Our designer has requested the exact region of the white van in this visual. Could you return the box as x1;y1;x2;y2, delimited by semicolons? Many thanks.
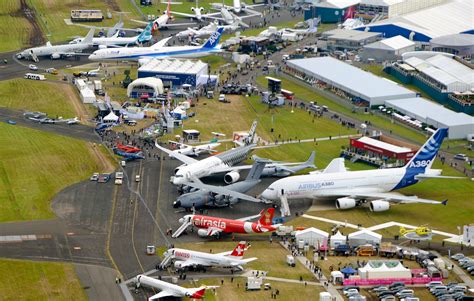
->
24;73;45;81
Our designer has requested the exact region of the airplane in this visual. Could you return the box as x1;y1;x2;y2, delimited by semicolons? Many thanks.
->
261;128;462;216
171;0;206;21
211;0;264;15
156;119;258;185
159;241;257;271
176;20;241;39
132;0;195;29
116;142;142;153
172;207;279;238
16;29;94;62
168;140;221;157
113;148;145;160
88;27;224;62
95;122;115;132
134;274;218;300
69;21;154;47
75;66;101;77
173;160;267;209
258;151;316;177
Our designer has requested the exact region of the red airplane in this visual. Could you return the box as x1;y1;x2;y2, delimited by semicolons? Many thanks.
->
172;208;280;238
116;143;141;153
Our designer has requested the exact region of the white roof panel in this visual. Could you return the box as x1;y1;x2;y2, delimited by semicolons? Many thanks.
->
357;136;412;153
315;0;360;9
288;57;416;103
139;58;207;74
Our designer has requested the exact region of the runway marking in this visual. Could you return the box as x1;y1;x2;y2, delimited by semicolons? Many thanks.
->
106;185;123;277
131;160;145;273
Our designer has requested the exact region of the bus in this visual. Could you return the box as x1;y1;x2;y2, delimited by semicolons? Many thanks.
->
280;89;294;100
24;73;45;81
71;10;103;22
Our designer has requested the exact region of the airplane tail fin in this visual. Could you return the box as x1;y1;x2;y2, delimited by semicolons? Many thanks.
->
258;207;275;226
245;161;266;181
244;119;258;145
137;22;154;43
303;151;316;168
82;28;95;44
202;27;224;49
228;241;247;258
405;128;447;172
167;0;171;17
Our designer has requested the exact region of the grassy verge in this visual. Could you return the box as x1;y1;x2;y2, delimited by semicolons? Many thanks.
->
0;258;86;300
0;1;32;52
0;123;112;222
0;79;77;118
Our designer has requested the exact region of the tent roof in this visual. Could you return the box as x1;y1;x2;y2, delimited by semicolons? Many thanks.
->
331;231;346;240
103;111;119;121
331;271;344;277
295;227;329;237
348;229;383;239
341;266;357;274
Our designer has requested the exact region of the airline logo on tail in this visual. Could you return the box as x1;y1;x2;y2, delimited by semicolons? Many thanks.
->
258;208;275;226
203;27;224;49
137;22;154;43
406;128;447;171
229;241;247;257
190;288;206;299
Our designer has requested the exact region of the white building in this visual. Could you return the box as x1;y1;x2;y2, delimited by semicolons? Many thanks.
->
79;87;96;104
361;35;416;62
359;261;411;279
463;224;474;246
295;227;329;247
348;229;382;246
127;77;164;98
358;0;447;18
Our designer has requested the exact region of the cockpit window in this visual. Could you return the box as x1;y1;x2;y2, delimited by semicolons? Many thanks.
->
175;174;184;178
267;187;275;191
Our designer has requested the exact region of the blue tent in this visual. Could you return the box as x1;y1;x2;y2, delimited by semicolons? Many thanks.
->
341;266;357;276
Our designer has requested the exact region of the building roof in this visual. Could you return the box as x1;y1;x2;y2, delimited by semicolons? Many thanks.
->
364;35;415;51
385;97;474;127
314;0;360;9
359;0;404;6
348;229;383;239
295;227;329;237
287;57;416;102
139;58;207;75
356;0;474;39
126;77;164;96
323;29;381;42
356;136;412;154
430;33;474;47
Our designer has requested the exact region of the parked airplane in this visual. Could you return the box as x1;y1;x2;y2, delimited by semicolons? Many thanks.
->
69;21;154;46
211;0;263;15
117;143;142;153
172;207;279;238
113;148;145;160
174;160;267;209
168;140;220;157
171;0;205;21
176;21;240;39
80;66;101;77
261;129;459;216
88;27;224;61
134;275;217;300
156;120;258;185
258;151;316;177
160;241;257;271
132;0;195;29
16;29;94;62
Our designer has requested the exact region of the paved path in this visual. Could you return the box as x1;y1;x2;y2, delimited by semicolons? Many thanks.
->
302;214;360;229
431;251;474;289
241;270;323;286
74;263;125;301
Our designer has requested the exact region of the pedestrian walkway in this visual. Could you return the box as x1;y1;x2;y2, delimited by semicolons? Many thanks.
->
241;270;323;286
431;251;474;289
302;214;360;229
279;242;344;301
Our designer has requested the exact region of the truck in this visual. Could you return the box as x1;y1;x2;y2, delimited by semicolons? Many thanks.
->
115;172;124;185
246;276;262;290
93;80;102;91
286;255;295;267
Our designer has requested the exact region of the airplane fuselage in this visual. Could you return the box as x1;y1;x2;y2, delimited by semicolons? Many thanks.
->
190;215;277;234
19;44;89;59
170;248;247;268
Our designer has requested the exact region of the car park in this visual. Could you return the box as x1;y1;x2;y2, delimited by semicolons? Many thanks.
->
426;281;443;288
451;253;464;260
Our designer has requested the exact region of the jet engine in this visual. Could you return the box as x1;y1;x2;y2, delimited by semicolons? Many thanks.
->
174;261;184;269
197;229;209;237
224;171;240;184
50;53;61;59
369;200;390;212
335;197;356;210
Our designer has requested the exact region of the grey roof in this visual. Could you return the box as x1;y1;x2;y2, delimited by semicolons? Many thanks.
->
287;57;416;102
364;35;415;51
385;97;474;127
314;0;360;9
430;34;474;47
323;29;381;42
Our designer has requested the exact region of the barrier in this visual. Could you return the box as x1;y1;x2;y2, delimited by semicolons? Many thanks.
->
343;277;442;286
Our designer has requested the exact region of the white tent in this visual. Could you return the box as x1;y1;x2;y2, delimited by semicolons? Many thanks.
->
359;261;411;280
126;77;164;98
80;87;96;104
103;111;119;123
348;229;382;246
295;227;329;247
171;107;186;119
330;271;344;285
330;231;347;248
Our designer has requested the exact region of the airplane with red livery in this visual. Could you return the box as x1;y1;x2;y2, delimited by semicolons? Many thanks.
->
159;241;257;271
172;208;280;238
116;142;141;153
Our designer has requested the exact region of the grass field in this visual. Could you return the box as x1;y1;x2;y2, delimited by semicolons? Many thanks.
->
0;258;86;301
0;123;113;222
0;79;78;118
176;241;315;280
0;1;33;52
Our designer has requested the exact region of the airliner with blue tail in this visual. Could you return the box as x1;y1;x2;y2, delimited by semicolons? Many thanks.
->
88;27;223;61
261;129;463;216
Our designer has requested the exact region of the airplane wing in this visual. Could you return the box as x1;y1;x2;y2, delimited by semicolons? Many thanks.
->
151;36;173;48
212;162;301;173
207;227;223;236
155;141;198;164
236;212;264;222
195;142;221;151
149;290;176;300
184;179;269;203
314;190;447;205
163;22;197;28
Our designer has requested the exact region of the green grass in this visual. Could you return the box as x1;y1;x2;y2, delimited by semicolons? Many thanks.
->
0;123;112;222
0;1;33;52
137;0;235;16
0;79;77;118
0;258;86;301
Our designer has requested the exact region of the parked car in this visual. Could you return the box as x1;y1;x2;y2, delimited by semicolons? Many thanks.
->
453;154;468;161
29;64;38;71
451;253;464;260
90;173;99;181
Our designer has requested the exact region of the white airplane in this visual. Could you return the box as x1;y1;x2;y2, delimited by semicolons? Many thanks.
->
134;274;218;300
88;27;223;62
176;21;240;39
261;128;462;216
160;241;257;271
211;0;263;15
16;29;94;62
69;21;154;47
132;0;195;29
168;141;221;156
171;0;206;21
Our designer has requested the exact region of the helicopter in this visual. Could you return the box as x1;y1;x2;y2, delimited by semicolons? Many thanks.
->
399;225;433;240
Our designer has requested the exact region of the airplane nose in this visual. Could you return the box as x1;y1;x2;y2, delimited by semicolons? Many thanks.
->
261;188;276;200
173;201;181;208
178;217;184;224
88;54;95;60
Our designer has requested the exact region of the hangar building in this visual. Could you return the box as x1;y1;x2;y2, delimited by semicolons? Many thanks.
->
361;35;416;62
304;0;359;23
357;0;447;19
354;0;474;43
385;97;474;139
320;29;382;51
286;57;416;106
127;77;164;98
430;34;474;57
138;59;208;88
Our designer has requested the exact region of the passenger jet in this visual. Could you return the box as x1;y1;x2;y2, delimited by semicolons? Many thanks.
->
261;128;460;216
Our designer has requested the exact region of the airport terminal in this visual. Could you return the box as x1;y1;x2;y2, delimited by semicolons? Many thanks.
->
0;0;473;300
